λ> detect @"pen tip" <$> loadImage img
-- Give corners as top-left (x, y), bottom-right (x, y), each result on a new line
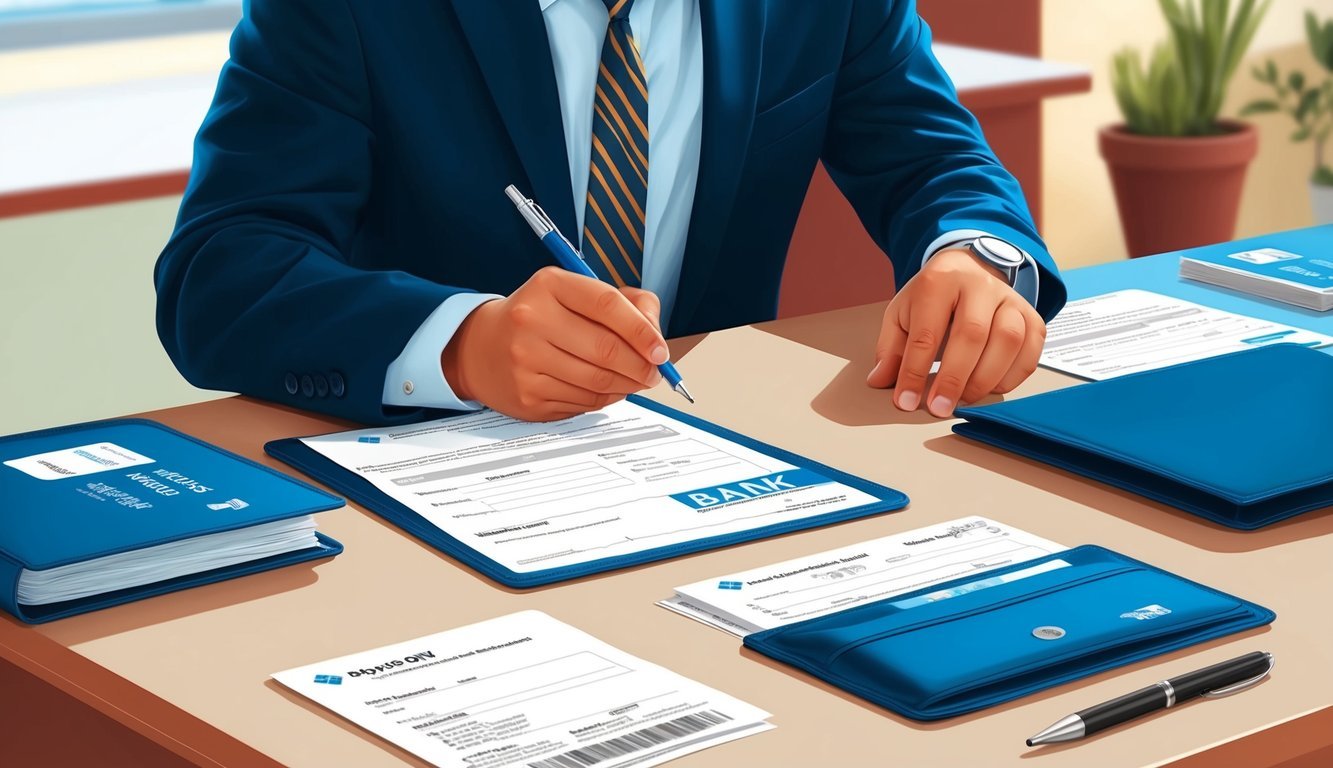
top-left (1025, 740), bottom-right (1035, 748)
top-left (674, 382), bottom-right (695, 404)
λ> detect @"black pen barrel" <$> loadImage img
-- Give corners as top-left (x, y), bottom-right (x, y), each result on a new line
top-left (1169, 651), bottom-right (1272, 700)
top-left (1076, 685), bottom-right (1166, 735)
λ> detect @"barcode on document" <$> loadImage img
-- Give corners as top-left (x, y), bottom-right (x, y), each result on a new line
top-left (527, 709), bottom-right (734, 768)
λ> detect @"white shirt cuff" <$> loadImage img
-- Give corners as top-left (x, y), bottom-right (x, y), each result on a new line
top-left (382, 293), bottom-right (502, 410)
top-left (922, 228), bottom-right (1040, 308)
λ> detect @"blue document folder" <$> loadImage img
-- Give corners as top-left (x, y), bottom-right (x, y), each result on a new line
top-left (744, 546), bottom-right (1273, 720)
top-left (266, 395), bottom-right (909, 588)
top-left (0, 419), bottom-right (344, 623)
top-left (952, 344), bottom-right (1333, 529)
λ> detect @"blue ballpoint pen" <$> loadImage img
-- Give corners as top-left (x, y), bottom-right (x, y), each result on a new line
top-left (504, 184), bottom-right (694, 404)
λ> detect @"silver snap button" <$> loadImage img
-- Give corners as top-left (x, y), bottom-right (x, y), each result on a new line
top-left (402, 380), bottom-right (415, 395)
top-left (1032, 626), bottom-right (1066, 640)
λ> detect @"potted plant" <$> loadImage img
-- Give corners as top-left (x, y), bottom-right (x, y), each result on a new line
top-left (1102, 0), bottom-right (1270, 258)
top-left (1242, 11), bottom-right (1333, 223)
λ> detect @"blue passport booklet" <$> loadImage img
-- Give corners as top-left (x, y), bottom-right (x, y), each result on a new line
top-left (0, 419), bottom-right (345, 623)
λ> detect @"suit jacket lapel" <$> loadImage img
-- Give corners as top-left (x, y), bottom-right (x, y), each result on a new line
top-left (670, 0), bottom-right (766, 336)
top-left (450, 0), bottom-right (577, 236)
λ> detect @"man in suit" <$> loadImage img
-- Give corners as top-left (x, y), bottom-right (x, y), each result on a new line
top-left (156, 0), bottom-right (1066, 426)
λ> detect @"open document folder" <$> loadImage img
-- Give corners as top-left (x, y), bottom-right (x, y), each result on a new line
top-left (662, 517), bottom-right (1273, 721)
top-left (267, 396), bottom-right (907, 587)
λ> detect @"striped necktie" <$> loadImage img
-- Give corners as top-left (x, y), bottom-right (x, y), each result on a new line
top-left (581, 0), bottom-right (648, 288)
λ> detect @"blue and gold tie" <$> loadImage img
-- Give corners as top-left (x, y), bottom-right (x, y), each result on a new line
top-left (581, 0), bottom-right (648, 288)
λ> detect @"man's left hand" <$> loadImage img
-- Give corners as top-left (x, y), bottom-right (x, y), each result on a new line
top-left (866, 248), bottom-right (1046, 417)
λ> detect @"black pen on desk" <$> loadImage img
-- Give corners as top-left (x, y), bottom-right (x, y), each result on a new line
top-left (504, 184), bottom-right (694, 404)
top-left (1027, 651), bottom-right (1274, 746)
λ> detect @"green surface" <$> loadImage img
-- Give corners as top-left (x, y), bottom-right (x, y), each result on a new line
top-left (0, 196), bottom-right (223, 435)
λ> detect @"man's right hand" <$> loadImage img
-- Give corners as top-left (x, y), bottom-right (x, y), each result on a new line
top-left (441, 267), bottom-right (669, 422)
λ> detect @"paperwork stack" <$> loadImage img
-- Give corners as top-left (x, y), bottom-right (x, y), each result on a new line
top-left (1180, 246), bottom-right (1333, 310)
top-left (0, 419), bottom-right (344, 623)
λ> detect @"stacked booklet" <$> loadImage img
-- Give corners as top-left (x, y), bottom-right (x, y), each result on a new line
top-left (0, 419), bottom-right (345, 623)
top-left (1180, 246), bottom-right (1333, 310)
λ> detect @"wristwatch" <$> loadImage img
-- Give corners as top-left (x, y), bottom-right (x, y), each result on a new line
top-left (962, 236), bottom-right (1027, 287)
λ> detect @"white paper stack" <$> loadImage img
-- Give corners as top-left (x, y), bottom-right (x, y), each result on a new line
top-left (17, 516), bottom-right (319, 605)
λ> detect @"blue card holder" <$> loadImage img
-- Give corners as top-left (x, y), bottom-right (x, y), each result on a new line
top-left (742, 546), bottom-right (1274, 720)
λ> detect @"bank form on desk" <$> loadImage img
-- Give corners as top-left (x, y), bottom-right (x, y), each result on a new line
top-left (268, 398), bottom-right (906, 586)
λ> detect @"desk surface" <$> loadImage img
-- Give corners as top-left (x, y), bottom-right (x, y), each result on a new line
top-left (3, 247), bottom-right (1331, 767)
top-left (0, 41), bottom-right (1089, 214)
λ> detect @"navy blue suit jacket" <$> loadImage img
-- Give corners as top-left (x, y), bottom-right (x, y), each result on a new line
top-left (156, 0), bottom-right (1066, 426)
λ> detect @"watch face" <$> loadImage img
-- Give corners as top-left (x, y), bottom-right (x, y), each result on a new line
top-left (976, 236), bottom-right (1025, 267)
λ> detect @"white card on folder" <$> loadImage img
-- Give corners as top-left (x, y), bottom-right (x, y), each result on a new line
top-left (660, 517), bottom-right (1065, 637)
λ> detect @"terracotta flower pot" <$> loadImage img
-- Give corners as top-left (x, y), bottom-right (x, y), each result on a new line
top-left (1099, 120), bottom-right (1258, 258)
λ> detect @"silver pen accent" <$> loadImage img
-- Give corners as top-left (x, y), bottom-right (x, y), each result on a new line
top-left (1026, 714), bottom-right (1085, 746)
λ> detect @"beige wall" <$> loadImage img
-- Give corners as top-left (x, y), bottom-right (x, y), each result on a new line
top-left (1042, 0), bottom-right (1333, 269)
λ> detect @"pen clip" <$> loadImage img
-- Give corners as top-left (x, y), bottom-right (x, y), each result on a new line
top-left (1200, 654), bottom-right (1274, 699)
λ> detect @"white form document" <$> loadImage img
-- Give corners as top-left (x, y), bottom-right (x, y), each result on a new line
top-left (273, 611), bottom-right (771, 768)
top-left (1041, 289), bottom-right (1333, 380)
top-left (660, 517), bottom-right (1065, 637)
top-left (299, 400), bottom-right (887, 573)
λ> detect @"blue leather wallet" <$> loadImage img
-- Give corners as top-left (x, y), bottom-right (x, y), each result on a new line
top-left (742, 546), bottom-right (1273, 720)
top-left (952, 344), bottom-right (1333, 529)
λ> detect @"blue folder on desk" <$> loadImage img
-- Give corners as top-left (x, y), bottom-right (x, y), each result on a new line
top-left (266, 396), bottom-right (908, 588)
top-left (951, 344), bottom-right (1333, 529)
top-left (744, 545), bottom-right (1273, 720)
top-left (0, 419), bottom-right (344, 623)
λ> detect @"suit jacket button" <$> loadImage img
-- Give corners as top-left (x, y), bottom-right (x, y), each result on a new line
top-left (329, 371), bottom-right (346, 398)
top-left (314, 374), bottom-right (329, 398)
top-left (300, 374), bottom-right (315, 398)
top-left (402, 380), bottom-right (415, 396)
top-left (284, 372), bottom-right (299, 395)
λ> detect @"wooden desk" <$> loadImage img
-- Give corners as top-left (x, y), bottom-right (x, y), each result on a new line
top-left (3, 300), bottom-right (1331, 767)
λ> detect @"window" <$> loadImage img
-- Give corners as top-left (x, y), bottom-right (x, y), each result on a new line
top-left (0, 0), bottom-right (241, 50)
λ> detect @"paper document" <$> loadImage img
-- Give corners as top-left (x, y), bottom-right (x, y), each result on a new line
top-left (1041, 289), bottom-right (1333, 380)
top-left (660, 517), bottom-right (1065, 637)
top-left (300, 400), bottom-right (885, 573)
top-left (273, 611), bottom-right (772, 768)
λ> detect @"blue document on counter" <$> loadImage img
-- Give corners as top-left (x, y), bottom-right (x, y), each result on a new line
top-left (953, 344), bottom-right (1333, 530)
top-left (266, 396), bottom-right (908, 588)
top-left (0, 419), bottom-right (344, 623)
top-left (1181, 243), bottom-right (1333, 310)
top-left (744, 545), bottom-right (1273, 720)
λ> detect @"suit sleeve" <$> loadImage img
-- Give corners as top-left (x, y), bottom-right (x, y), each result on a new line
top-left (821, 0), bottom-right (1067, 321)
top-left (155, 0), bottom-right (471, 425)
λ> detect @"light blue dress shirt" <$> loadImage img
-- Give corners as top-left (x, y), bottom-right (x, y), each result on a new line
top-left (383, 0), bottom-right (1035, 410)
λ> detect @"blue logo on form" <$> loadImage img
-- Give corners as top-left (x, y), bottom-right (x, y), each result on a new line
top-left (717, 581), bottom-right (743, 590)
top-left (313, 674), bottom-right (343, 685)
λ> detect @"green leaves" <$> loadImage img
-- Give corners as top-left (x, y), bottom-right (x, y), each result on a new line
top-left (1245, 12), bottom-right (1333, 179)
top-left (1306, 10), bottom-right (1333, 73)
top-left (1113, 0), bottom-right (1272, 135)
top-left (1240, 99), bottom-right (1280, 115)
